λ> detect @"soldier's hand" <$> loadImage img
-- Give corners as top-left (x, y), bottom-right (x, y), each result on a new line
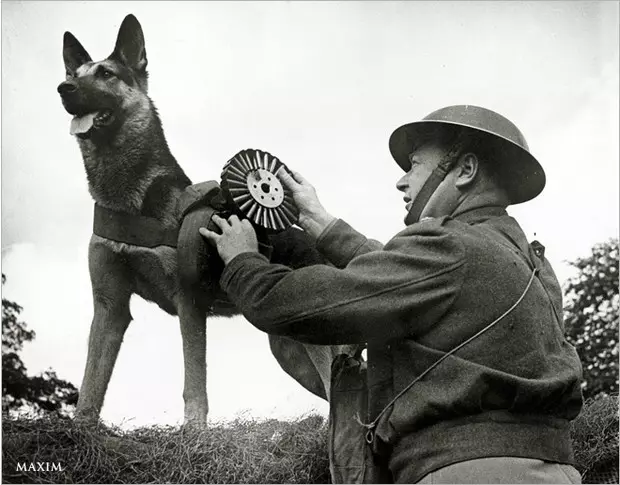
top-left (279, 169), bottom-right (336, 239)
top-left (199, 215), bottom-right (259, 265)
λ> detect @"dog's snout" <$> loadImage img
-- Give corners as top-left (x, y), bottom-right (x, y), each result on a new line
top-left (57, 81), bottom-right (77, 95)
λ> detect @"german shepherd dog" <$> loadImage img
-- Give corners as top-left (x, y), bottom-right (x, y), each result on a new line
top-left (57, 14), bottom-right (355, 424)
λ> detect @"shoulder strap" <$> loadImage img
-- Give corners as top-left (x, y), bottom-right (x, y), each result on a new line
top-left (362, 267), bottom-right (539, 444)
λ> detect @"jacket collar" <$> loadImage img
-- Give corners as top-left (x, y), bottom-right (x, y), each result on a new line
top-left (451, 204), bottom-right (535, 262)
top-left (451, 205), bottom-right (508, 225)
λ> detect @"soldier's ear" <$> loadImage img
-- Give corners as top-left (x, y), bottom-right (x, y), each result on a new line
top-left (454, 152), bottom-right (480, 189)
top-left (109, 14), bottom-right (147, 73)
top-left (63, 31), bottom-right (92, 75)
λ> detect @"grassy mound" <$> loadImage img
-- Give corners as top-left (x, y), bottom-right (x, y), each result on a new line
top-left (2, 414), bottom-right (330, 484)
top-left (2, 395), bottom-right (617, 483)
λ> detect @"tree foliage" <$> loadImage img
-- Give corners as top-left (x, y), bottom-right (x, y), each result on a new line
top-left (564, 239), bottom-right (619, 399)
top-left (2, 274), bottom-right (78, 415)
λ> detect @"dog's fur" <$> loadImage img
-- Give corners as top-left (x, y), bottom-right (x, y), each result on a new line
top-left (58, 14), bottom-right (355, 423)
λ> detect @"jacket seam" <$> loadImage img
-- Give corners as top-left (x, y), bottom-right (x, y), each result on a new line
top-left (265, 259), bottom-right (467, 328)
top-left (392, 233), bottom-right (468, 411)
top-left (221, 252), bottom-right (269, 287)
top-left (315, 218), bottom-right (340, 247)
top-left (350, 237), bottom-right (371, 260)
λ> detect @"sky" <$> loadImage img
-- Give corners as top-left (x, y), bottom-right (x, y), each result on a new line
top-left (1, 1), bottom-right (618, 428)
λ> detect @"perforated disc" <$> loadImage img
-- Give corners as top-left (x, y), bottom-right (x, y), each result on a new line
top-left (221, 149), bottom-right (299, 232)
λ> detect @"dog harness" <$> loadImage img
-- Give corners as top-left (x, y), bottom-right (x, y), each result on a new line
top-left (92, 180), bottom-right (272, 299)
top-left (92, 181), bottom-right (225, 249)
top-left (93, 205), bottom-right (180, 248)
top-left (92, 180), bottom-right (232, 297)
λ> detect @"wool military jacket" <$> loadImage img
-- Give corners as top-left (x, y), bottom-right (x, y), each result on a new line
top-left (220, 205), bottom-right (584, 483)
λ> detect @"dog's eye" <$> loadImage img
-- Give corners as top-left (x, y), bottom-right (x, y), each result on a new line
top-left (100, 68), bottom-right (115, 79)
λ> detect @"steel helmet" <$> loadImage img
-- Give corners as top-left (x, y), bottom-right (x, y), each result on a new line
top-left (389, 105), bottom-right (546, 204)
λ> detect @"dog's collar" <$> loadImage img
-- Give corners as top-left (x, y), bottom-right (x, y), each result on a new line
top-left (93, 204), bottom-right (179, 248)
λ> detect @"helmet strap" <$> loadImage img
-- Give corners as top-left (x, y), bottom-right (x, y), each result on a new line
top-left (404, 164), bottom-right (451, 225)
top-left (404, 141), bottom-right (464, 225)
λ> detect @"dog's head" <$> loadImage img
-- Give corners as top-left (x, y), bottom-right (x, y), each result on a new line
top-left (58, 14), bottom-right (149, 141)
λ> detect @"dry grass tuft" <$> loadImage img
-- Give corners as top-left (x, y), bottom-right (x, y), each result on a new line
top-left (570, 393), bottom-right (618, 484)
top-left (2, 413), bottom-right (330, 484)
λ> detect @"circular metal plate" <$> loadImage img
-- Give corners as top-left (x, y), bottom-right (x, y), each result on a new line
top-left (220, 149), bottom-right (299, 232)
top-left (246, 168), bottom-right (285, 209)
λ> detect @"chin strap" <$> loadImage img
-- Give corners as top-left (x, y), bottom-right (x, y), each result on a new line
top-left (404, 164), bottom-right (452, 225)
top-left (404, 140), bottom-right (465, 225)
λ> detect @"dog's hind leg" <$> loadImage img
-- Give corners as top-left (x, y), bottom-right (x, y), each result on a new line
top-left (269, 336), bottom-right (361, 401)
top-left (177, 293), bottom-right (208, 424)
top-left (76, 239), bottom-right (133, 421)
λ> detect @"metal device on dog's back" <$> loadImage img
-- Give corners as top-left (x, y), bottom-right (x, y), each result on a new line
top-left (57, 14), bottom-right (357, 424)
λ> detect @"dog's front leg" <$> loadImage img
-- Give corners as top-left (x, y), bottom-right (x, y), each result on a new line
top-left (77, 239), bottom-right (133, 421)
top-left (177, 294), bottom-right (208, 424)
top-left (77, 297), bottom-right (132, 420)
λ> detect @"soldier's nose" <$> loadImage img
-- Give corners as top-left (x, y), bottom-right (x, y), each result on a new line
top-left (57, 81), bottom-right (77, 95)
top-left (396, 176), bottom-right (408, 192)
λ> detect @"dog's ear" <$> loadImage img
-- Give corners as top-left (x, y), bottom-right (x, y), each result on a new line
top-left (63, 32), bottom-right (92, 75)
top-left (110, 14), bottom-right (148, 73)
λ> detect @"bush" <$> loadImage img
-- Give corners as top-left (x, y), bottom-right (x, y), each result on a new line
top-left (2, 275), bottom-right (78, 415)
top-left (564, 239), bottom-right (619, 399)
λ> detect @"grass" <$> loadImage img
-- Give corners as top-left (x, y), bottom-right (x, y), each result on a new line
top-left (570, 393), bottom-right (619, 484)
top-left (2, 414), bottom-right (330, 484)
top-left (2, 395), bottom-right (617, 484)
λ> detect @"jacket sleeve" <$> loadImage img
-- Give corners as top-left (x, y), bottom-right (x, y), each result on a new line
top-left (315, 219), bottom-right (384, 268)
top-left (220, 219), bottom-right (466, 345)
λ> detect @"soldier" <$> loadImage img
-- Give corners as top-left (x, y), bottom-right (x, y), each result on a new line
top-left (200, 105), bottom-right (583, 483)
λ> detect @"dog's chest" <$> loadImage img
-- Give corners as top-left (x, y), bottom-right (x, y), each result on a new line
top-left (92, 235), bottom-right (180, 315)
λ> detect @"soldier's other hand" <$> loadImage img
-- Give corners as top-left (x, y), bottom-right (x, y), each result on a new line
top-left (279, 169), bottom-right (336, 239)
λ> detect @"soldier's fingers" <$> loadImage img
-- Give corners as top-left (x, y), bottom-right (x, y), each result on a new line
top-left (199, 227), bottom-right (221, 245)
top-left (291, 170), bottom-right (310, 186)
top-left (228, 214), bottom-right (241, 226)
top-left (211, 214), bottom-right (231, 231)
top-left (279, 169), bottom-right (300, 190)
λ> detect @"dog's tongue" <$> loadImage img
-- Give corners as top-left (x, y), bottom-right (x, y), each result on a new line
top-left (70, 112), bottom-right (98, 135)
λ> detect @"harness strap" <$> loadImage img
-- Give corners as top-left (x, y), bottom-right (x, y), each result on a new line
top-left (92, 181), bottom-right (225, 249)
top-left (178, 180), bottom-right (225, 218)
top-left (93, 204), bottom-right (179, 248)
